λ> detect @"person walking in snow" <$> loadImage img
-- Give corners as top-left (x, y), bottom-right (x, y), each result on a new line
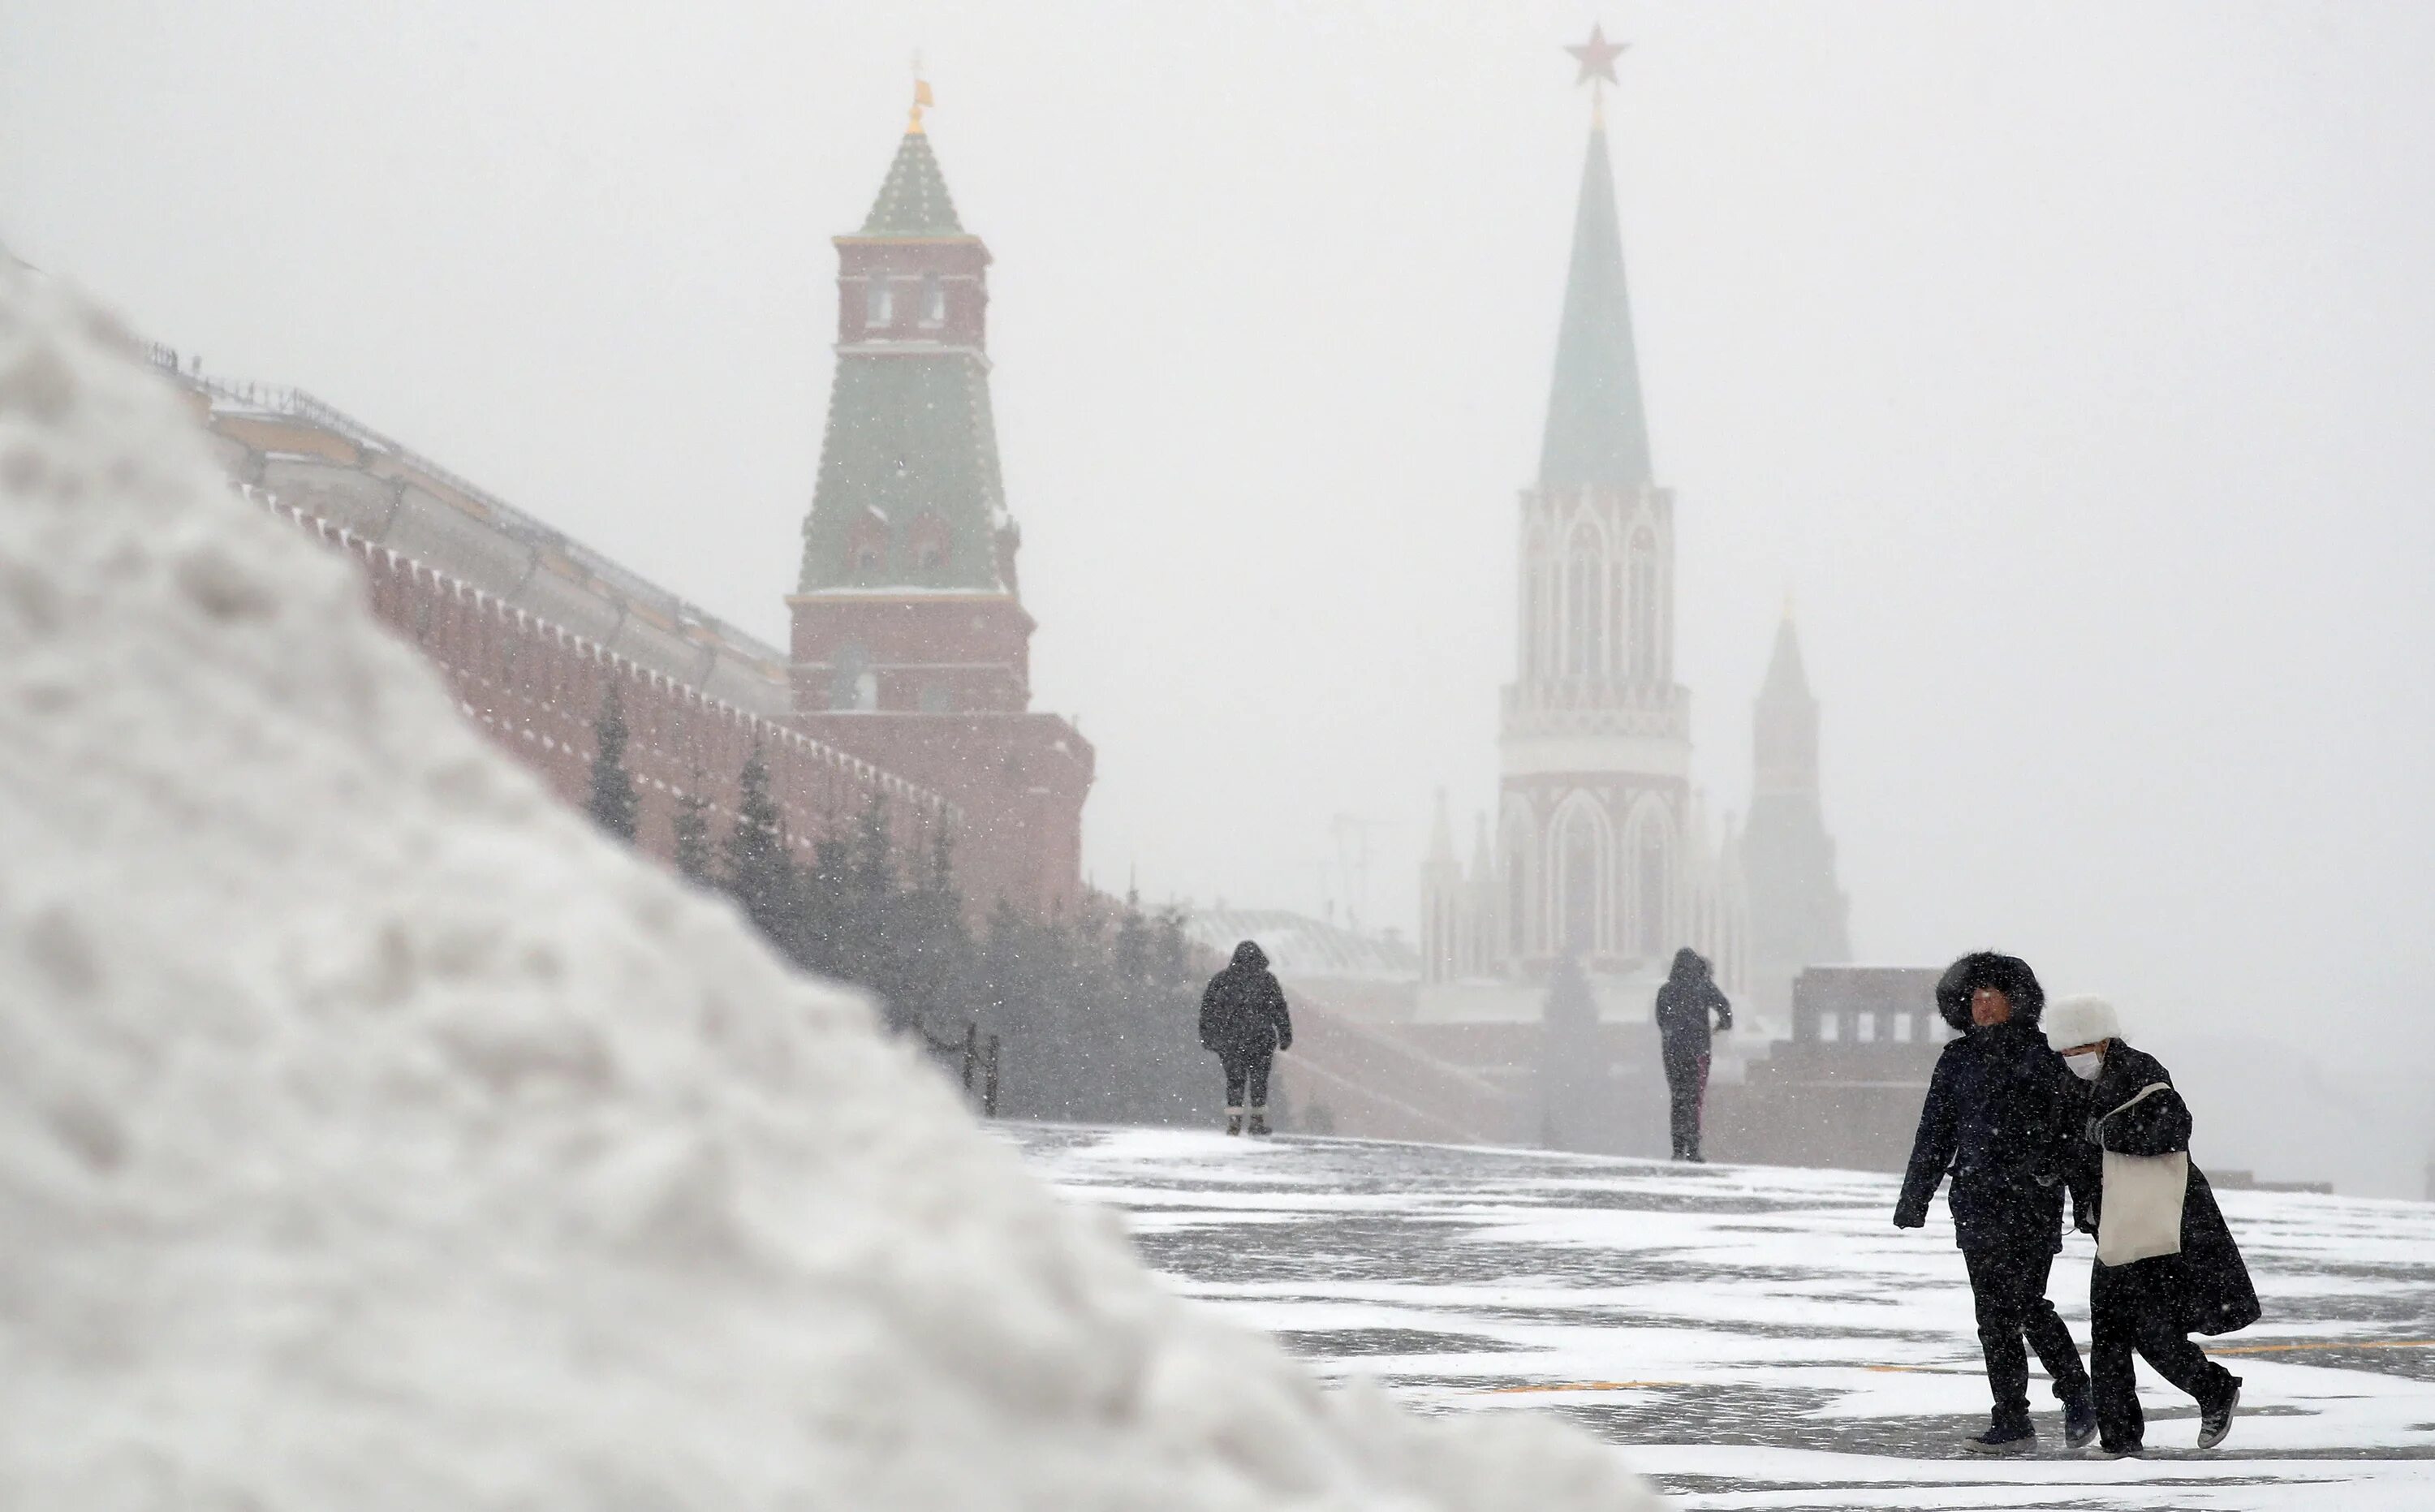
top-left (2045, 994), bottom-right (2258, 1457)
top-left (1894, 952), bottom-right (2097, 1454)
top-left (1198, 941), bottom-right (1293, 1137)
top-left (1653, 948), bottom-right (1732, 1161)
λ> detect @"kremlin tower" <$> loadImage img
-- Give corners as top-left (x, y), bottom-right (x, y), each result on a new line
top-left (789, 85), bottom-right (1093, 918)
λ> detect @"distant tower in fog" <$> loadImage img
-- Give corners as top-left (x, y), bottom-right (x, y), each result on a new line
top-left (1420, 792), bottom-right (1500, 982)
top-left (1739, 611), bottom-right (1851, 1014)
top-left (1420, 32), bottom-right (1744, 991)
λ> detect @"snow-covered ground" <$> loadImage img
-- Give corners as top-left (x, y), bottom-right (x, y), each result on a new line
top-left (1019, 1126), bottom-right (2435, 1510)
top-left (0, 265), bottom-right (1667, 1509)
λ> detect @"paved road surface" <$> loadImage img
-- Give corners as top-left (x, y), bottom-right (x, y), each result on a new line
top-left (1012, 1125), bottom-right (2435, 1510)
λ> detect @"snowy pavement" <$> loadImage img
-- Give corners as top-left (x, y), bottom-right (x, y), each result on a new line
top-left (1011, 1125), bottom-right (2435, 1510)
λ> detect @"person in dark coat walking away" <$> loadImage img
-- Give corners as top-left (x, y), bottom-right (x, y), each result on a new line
top-left (1653, 948), bottom-right (1732, 1161)
top-left (1894, 952), bottom-right (2097, 1454)
top-left (2045, 994), bottom-right (2258, 1457)
top-left (1199, 941), bottom-right (1293, 1136)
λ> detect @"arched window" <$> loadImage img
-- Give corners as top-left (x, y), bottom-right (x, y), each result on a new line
top-left (1503, 834), bottom-right (1532, 956)
top-left (1566, 557), bottom-right (1588, 676)
top-left (919, 273), bottom-right (946, 326)
top-left (1627, 530), bottom-right (1658, 683)
top-left (1565, 526), bottom-right (1603, 679)
top-left (847, 512), bottom-right (888, 576)
top-left (864, 277), bottom-right (894, 329)
top-left (909, 512), bottom-right (951, 573)
top-left (1531, 558), bottom-right (1553, 681)
top-left (829, 643), bottom-right (873, 712)
top-left (1562, 816), bottom-right (1600, 954)
top-left (1636, 821), bottom-right (1669, 956)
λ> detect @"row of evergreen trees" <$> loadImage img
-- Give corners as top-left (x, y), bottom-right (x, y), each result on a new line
top-left (584, 685), bottom-right (1219, 1126)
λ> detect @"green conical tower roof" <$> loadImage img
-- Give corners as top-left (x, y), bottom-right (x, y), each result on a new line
top-left (860, 129), bottom-right (964, 237)
top-left (1538, 121), bottom-right (1654, 491)
top-left (799, 124), bottom-right (1010, 597)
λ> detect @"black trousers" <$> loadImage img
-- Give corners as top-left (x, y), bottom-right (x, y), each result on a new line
top-left (2090, 1258), bottom-right (2237, 1450)
top-left (1963, 1239), bottom-right (2089, 1430)
top-left (1220, 1049), bottom-right (1273, 1109)
top-left (1663, 1050), bottom-right (1709, 1157)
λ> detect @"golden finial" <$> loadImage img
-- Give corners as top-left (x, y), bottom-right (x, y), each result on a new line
top-left (907, 50), bottom-right (933, 135)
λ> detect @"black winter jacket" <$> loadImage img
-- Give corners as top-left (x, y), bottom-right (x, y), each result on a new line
top-left (2068, 1041), bottom-right (2260, 1337)
top-left (1894, 1021), bottom-right (2079, 1251)
top-left (1653, 948), bottom-right (1732, 1065)
top-left (1199, 942), bottom-right (1293, 1058)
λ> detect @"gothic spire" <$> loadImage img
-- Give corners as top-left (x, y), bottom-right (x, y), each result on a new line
top-left (1538, 114), bottom-right (1655, 491)
top-left (1759, 610), bottom-right (1813, 705)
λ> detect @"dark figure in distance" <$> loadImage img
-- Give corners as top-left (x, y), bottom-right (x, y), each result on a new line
top-left (2045, 994), bottom-right (2256, 1457)
top-left (1653, 947), bottom-right (1731, 1161)
top-left (1894, 952), bottom-right (2097, 1454)
top-left (1198, 941), bottom-right (1293, 1137)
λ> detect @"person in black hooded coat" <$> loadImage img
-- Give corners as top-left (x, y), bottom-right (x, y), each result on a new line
top-left (1894, 952), bottom-right (2095, 1454)
top-left (1653, 947), bottom-right (1732, 1161)
top-left (2045, 993), bottom-right (2257, 1456)
top-left (1199, 941), bottom-right (1292, 1136)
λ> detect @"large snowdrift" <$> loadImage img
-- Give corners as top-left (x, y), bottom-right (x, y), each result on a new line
top-left (0, 267), bottom-right (1660, 1509)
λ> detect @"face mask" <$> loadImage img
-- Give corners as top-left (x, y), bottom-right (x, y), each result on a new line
top-left (2064, 1049), bottom-right (2104, 1082)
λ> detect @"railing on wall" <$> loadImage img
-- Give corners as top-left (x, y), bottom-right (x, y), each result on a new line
top-left (148, 346), bottom-right (791, 682)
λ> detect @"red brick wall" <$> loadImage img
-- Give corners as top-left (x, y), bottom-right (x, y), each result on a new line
top-left (789, 709), bottom-right (1091, 921)
top-left (268, 498), bottom-right (950, 875)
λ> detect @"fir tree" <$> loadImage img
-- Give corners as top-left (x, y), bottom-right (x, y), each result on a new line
top-left (796, 832), bottom-right (853, 978)
top-left (1113, 887), bottom-right (1150, 984)
top-left (584, 680), bottom-right (640, 842)
top-left (670, 771), bottom-right (715, 884)
top-left (720, 745), bottom-right (796, 950)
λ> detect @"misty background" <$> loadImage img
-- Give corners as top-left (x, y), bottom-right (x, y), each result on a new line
top-left (6, 1), bottom-right (2429, 1194)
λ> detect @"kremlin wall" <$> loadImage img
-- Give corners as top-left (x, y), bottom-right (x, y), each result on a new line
top-left (156, 98), bottom-right (1089, 923)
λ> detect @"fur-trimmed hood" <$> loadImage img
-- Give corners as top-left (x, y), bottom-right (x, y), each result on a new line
top-left (1935, 951), bottom-right (2046, 1032)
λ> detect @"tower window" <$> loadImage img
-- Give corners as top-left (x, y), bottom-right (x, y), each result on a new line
top-left (920, 274), bottom-right (946, 326)
top-left (847, 514), bottom-right (888, 575)
top-left (909, 513), bottom-right (951, 572)
top-left (1627, 530), bottom-right (1658, 683)
top-left (864, 278), bottom-right (894, 328)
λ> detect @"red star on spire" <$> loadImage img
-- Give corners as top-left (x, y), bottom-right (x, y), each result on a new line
top-left (1567, 24), bottom-right (1628, 87)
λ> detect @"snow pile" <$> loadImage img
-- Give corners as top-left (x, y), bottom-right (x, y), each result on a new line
top-left (0, 266), bottom-right (1661, 1510)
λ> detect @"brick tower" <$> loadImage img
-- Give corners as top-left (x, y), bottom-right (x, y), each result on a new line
top-left (789, 86), bottom-right (1093, 918)
top-left (1421, 33), bottom-right (1747, 995)
top-left (1493, 75), bottom-right (1695, 976)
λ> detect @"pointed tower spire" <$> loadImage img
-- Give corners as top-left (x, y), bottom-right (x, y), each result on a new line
top-left (790, 86), bottom-right (1095, 924)
top-left (1759, 606), bottom-right (1813, 706)
top-left (862, 84), bottom-right (961, 235)
top-left (1538, 54), bottom-right (1653, 491)
top-left (1741, 607), bottom-right (1850, 1011)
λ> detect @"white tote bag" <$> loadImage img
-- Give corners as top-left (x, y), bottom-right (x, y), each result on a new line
top-left (2097, 1082), bottom-right (2189, 1267)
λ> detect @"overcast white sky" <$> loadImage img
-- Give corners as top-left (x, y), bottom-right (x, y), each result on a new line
top-left (6, 2), bottom-right (2431, 1190)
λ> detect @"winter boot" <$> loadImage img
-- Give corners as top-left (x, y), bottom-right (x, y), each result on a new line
top-left (1961, 1418), bottom-right (2035, 1455)
top-left (1225, 1108), bottom-right (1243, 1137)
top-left (2062, 1389), bottom-right (2098, 1450)
top-left (2197, 1378), bottom-right (2242, 1450)
top-left (1246, 1107), bottom-right (1271, 1138)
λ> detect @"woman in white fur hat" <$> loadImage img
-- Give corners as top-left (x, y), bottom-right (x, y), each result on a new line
top-left (2046, 993), bottom-right (2260, 1458)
